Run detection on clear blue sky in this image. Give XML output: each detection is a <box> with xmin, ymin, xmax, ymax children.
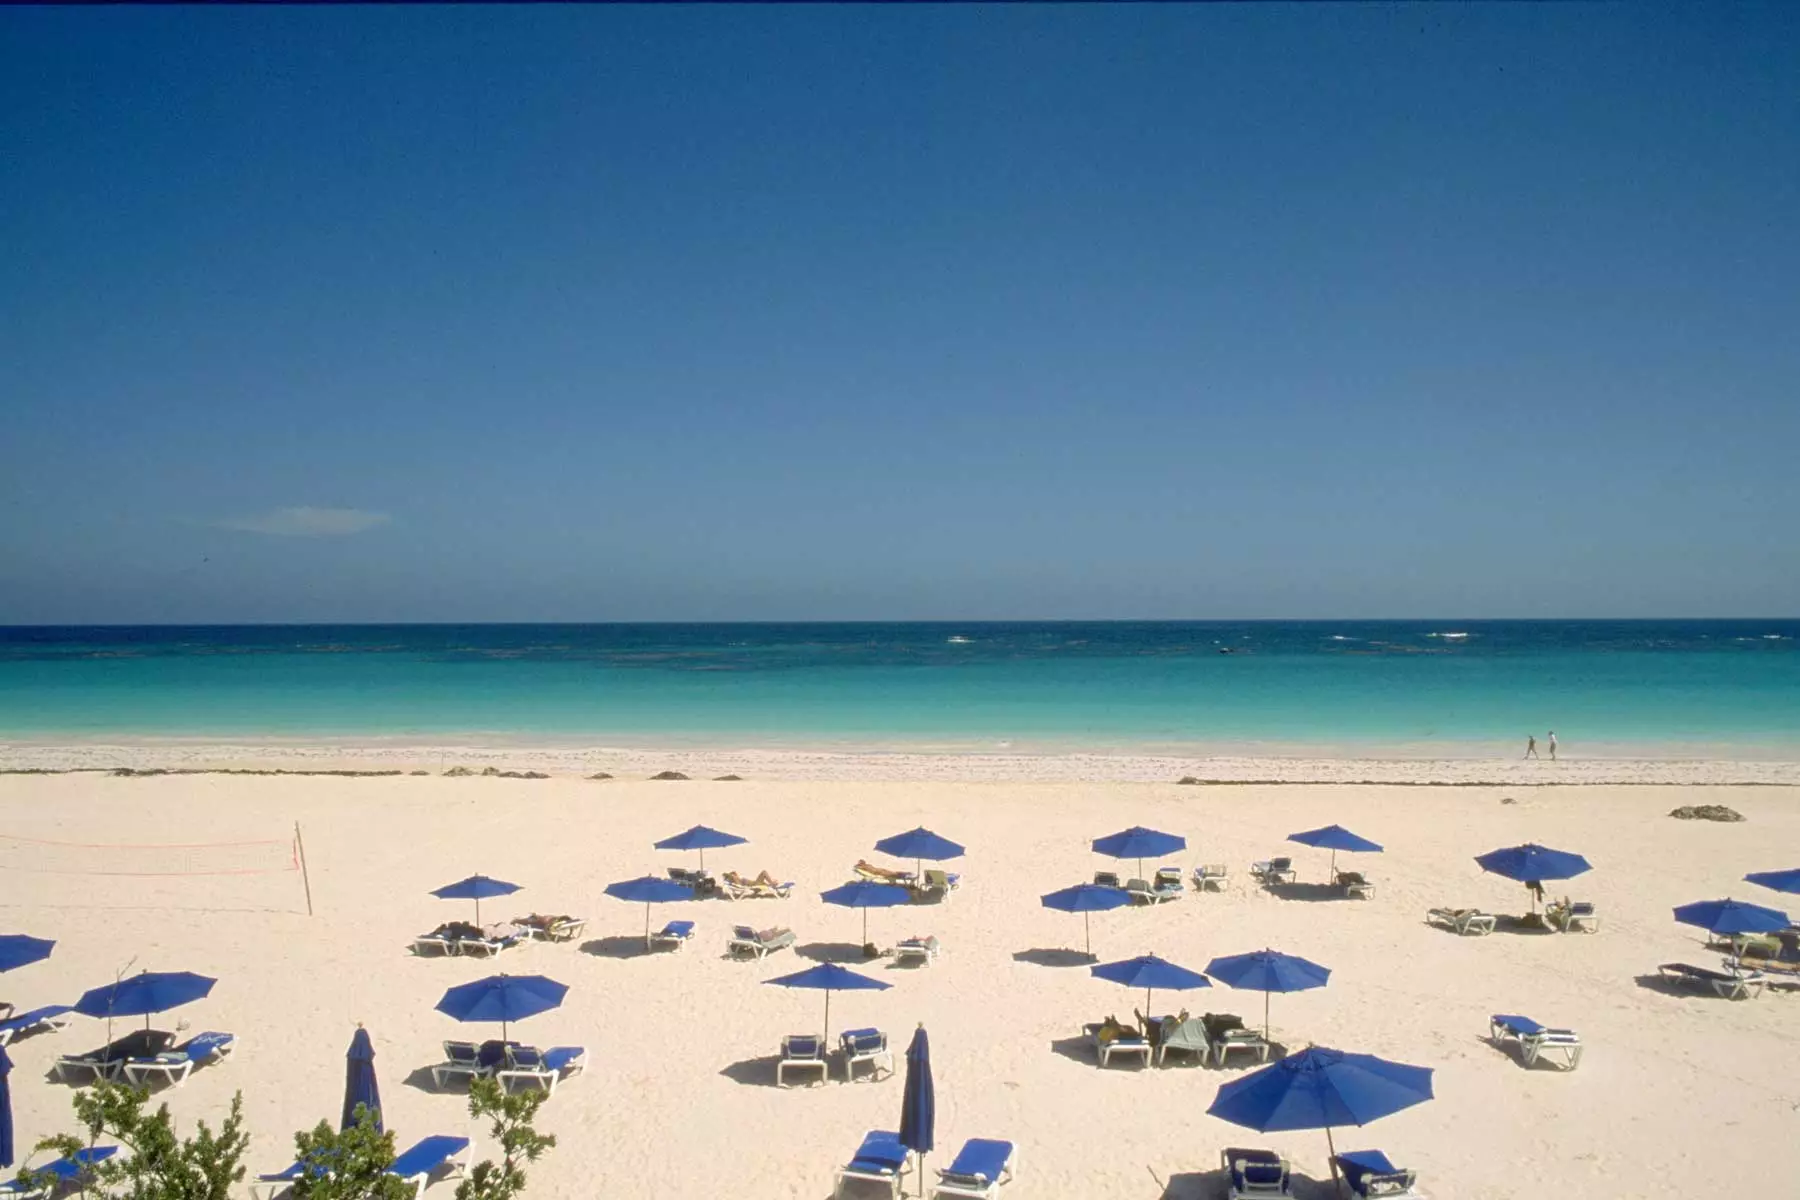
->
<box><xmin>3</xmin><ymin>4</ymin><xmax>1796</xmax><ymax>623</ymax></box>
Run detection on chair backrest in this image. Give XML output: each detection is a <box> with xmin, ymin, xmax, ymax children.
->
<box><xmin>507</xmin><ymin>1044</ymin><xmax>545</xmax><ymax>1069</ymax></box>
<box><xmin>842</xmin><ymin>1029</ymin><xmax>885</xmax><ymax>1053</ymax></box>
<box><xmin>444</xmin><ymin>1041</ymin><xmax>479</xmax><ymax>1065</ymax></box>
<box><xmin>923</xmin><ymin>869</ymin><xmax>948</xmax><ymax>888</ymax></box>
<box><xmin>1270</xmin><ymin>857</ymin><xmax>1291</xmax><ymax>870</ymax></box>
<box><xmin>1155</xmin><ymin>867</ymin><xmax>1181</xmax><ymax>884</ymax></box>
<box><xmin>1127</xmin><ymin>877</ymin><xmax>1151</xmax><ymax>892</ymax></box>
<box><xmin>1361</xmin><ymin>1169</ymin><xmax>1418</xmax><ymax>1197</ymax></box>
<box><xmin>733</xmin><ymin>925</ymin><xmax>758</xmax><ymax>941</ymax></box>
<box><xmin>782</xmin><ymin>1034</ymin><xmax>821</xmax><ymax>1058</ymax></box>
<box><xmin>1094</xmin><ymin>871</ymin><xmax>1121</xmax><ymax>888</ymax></box>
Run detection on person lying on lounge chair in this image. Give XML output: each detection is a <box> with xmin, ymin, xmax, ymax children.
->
<box><xmin>429</xmin><ymin>921</ymin><xmax>484</xmax><ymax>942</ymax></box>
<box><xmin>854</xmin><ymin>859</ymin><xmax>909</xmax><ymax>882</ymax></box>
<box><xmin>1093</xmin><ymin>1015</ymin><xmax>1135</xmax><ymax>1044</ymax></box>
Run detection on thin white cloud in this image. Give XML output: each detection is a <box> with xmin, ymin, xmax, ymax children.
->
<box><xmin>211</xmin><ymin>506</ymin><xmax>392</xmax><ymax>537</ymax></box>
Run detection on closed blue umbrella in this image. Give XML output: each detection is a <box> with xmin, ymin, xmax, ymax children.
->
<box><xmin>0</xmin><ymin>936</ymin><xmax>54</xmax><ymax>975</ymax></box>
<box><xmin>0</xmin><ymin>1043</ymin><xmax>13</xmax><ymax>1168</ymax></box>
<box><xmin>898</xmin><ymin>1025</ymin><xmax>934</xmax><ymax>1196</ymax></box>
<box><xmin>341</xmin><ymin>1027</ymin><xmax>381</xmax><ymax>1133</ymax></box>
<box><xmin>1744</xmin><ymin>869</ymin><xmax>1800</xmax><ymax>895</ymax></box>
<box><xmin>1673</xmin><ymin>898</ymin><xmax>1790</xmax><ymax>936</ymax></box>
<box><xmin>874</xmin><ymin>828</ymin><xmax>966</xmax><ymax>880</ymax></box>
<box><xmin>1204</xmin><ymin>949</ymin><xmax>1332</xmax><ymax>1040</ymax></box>
<box><xmin>1287</xmin><ymin>825</ymin><xmax>1383</xmax><ymax>876</ymax></box>
<box><xmin>1208</xmin><ymin>1046</ymin><xmax>1434</xmax><ymax>1183</ymax></box>
<box><xmin>604</xmin><ymin>875</ymin><xmax>695</xmax><ymax>942</ymax></box>
<box><xmin>436</xmin><ymin>974</ymin><xmax>566</xmax><ymax>1042</ymax></box>
<box><xmin>822</xmin><ymin>881</ymin><xmax>913</xmax><ymax>946</ymax></box>
<box><xmin>75</xmin><ymin>971</ymin><xmax>216</xmax><ymax>1036</ymax></box>
<box><xmin>1475</xmin><ymin>843</ymin><xmax>1591</xmax><ymax>913</ymax></box>
<box><xmin>764</xmin><ymin>962</ymin><xmax>891</xmax><ymax>1042</ymax></box>
<box><xmin>1092</xmin><ymin>826</ymin><xmax>1187</xmax><ymax>879</ymax></box>
<box><xmin>1041</xmin><ymin>884</ymin><xmax>1132</xmax><ymax>957</ymax></box>
<box><xmin>1090</xmin><ymin>953</ymin><xmax>1211</xmax><ymax>1014</ymax></box>
<box><xmin>430</xmin><ymin>875</ymin><xmax>521</xmax><ymax>925</ymax></box>
<box><xmin>653</xmin><ymin>825</ymin><xmax>748</xmax><ymax>872</ymax></box>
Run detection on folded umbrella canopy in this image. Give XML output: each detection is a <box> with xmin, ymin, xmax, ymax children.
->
<box><xmin>1287</xmin><ymin>825</ymin><xmax>1383</xmax><ymax>877</ymax></box>
<box><xmin>1092</xmin><ymin>826</ymin><xmax>1187</xmax><ymax>880</ymax></box>
<box><xmin>874</xmin><ymin>827</ymin><xmax>965</xmax><ymax>881</ymax></box>
<box><xmin>1041</xmin><ymin>883</ymin><xmax>1132</xmax><ymax>958</ymax></box>
<box><xmin>0</xmin><ymin>1042</ymin><xmax>13</xmax><ymax>1168</ymax></box>
<box><xmin>435</xmin><ymin>974</ymin><xmax>566</xmax><ymax>1043</ymax></box>
<box><xmin>342</xmin><ymin>1027</ymin><xmax>382</xmax><ymax>1133</ymax></box>
<box><xmin>0</xmin><ymin>936</ymin><xmax>54</xmax><ymax>975</ymax></box>
<box><xmin>898</xmin><ymin>1025</ymin><xmax>934</xmax><ymax>1195</ymax></box>
<box><xmin>1208</xmin><ymin>1046</ymin><xmax>1434</xmax><ymax>1186</ymax></box>
<box><xmin>764</xmin><ymin>961</ymin><xmax>891</xmax><ymax>1042</ymax></box>
<box><xmin>1744</xmin><ymin>869</ymin><xmax>1800</xmax><ymax>895</ymax></box>
<box><xmin>1474</xmin><ymin>843</ymin><xmax>1591</xmax><ymax>913</ymax></box>
<box><xmin>75</xmin><ymin>970</ymin><xmax>216</xmax><ymax>1035</ymax></box>
<box><xmin>1090</xmin><ymin>953</ymin><xmax>1210</xmax><ymax>1015</ymax></box>
<box><xmin>821</xmin><ymin>881</ymin><xmax>912</xmax><ymax>947</ymax></box>
<box><xmin>430</xmin><ymin>875</ymin><xmax>522</xmax><ymax>925</ymax></box>
<box><xmin>1204</xmin><ymin>949</ymin><xmax>1331</xmax><ymax>1040</ymax></box>
<box><xmin>1673</xmin><ymin>898</ymin><xmax>1791</xmax><ymax>936</ymax></box>
<box><xmin>604</xmin><ymin>875</ymin><xmax>695</xmax><ymax>944</ymax></box>
<box><xmin>653</xmin><ymin>825</ymin><xmax>747</xmax><ymax>872</ymax></box>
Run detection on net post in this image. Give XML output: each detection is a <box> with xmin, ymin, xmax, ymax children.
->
<box><xmin>294</xmin><ymin>821</ymin><xmax>315</xmax><ymax>917</ymax></box>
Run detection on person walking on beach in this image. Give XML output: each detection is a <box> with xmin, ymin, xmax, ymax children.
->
<box><xmin>1525</xmin><ymin>735</ymin><xmax>1538</xmax><ymax>759</ymax></box>
<box><xmin>1548</xmin><ymin>731</ymin><xmax>1557</xmax><ymax>761</ymax></box>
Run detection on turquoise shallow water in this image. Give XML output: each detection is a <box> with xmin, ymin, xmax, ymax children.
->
<box><xmin>1</xmin><ymin>622</ymin><xmax>1797</xmax><ymax>751</ymax></box>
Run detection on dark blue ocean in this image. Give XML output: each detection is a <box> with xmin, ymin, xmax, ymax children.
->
<box><xmin>1</xmin><ymin>621</ymin><xmax>1797</xmax><ymax>751</ymax></box>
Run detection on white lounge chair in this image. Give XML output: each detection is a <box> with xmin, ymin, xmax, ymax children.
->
<box><xmin>1222</xmin><ymin>1148</ymin><xmax>1291</xmax><ymax>1198</ymax></box>
<box><xmin>1084</xmin><ymin>1022</ymin><xmax>1150</xmax><ymax>1068</ymax></box>
<box><xmin>932</xmin><ymin>1138</ymin><xmax>1017</xmax><ymax>1199</ymax></box>
<box><xmin>2</xmin><ymin>1148</ymin><xmax>119</xmax><ymax>1200</ymax></box>
<box><xmin>1250</xmin><ymin>857</ymin><xmax>1296</xmax><ymax>886</ymax></box>
<box><xmin>840</xmin><ymin>1028</ymin><xmax>893</xmax><ymax>1082</ymax></box>
<box><xmin>1427</xmin><ymin>907</ymin><xmax>1496</xmax><ymax>936</ymax></box>
<box><xmin>1151</xmin><ymin>1015</ymin><xmax>1209</xmax><ymax>1067</ymax></box>
<box><xmin>1093</xmin><ymin>871</ymin><xmax>1123</xmax><ymax>889</ymax></box>
<box><xmin>429</xmin><ymin>1040</ymin><xmax>491</xmax><ymax>1089</ymax></box>
<box><xmin>121</xmin><ymin>1031</ymin><xmax>236</xmax><ymax>1088</ymax></box>
<box><xmin>834</xmin><ymin>1130</ymin><xmax>909</xmax><ymax>1200</ymax></box>
<box><xmin>412</xmin><ymin>932</ymin><xmax>459</xmax><ymax>957</ymax></box>
<box><xmin>456</xmin><ymin>924</ymin><xmax>523</xmax><ymax>957</ymax></box>
<box><xmin>1332</xmin><ymin>1149</ymin><xmax>1422</xmax><ymax>1198</ymax></box>
<box><xmin>895</xmin><ymin>935</ymin><xmax>940</xmax><ymax>966</ymax></box>
<box><xmin>727</xmin><ymin>925</ymin><xmax>795</xmax><ymax>959</ymax></box>
<box><xmin>0</xmin><ymin>1004</ymin><xmax>73</xmax><ymax>1046</ymax></box>
<box><xmin>495</xmin><ymin>1045</ymin><xmax>585</xmax><ymax>1093</ymax></box>
<box><xmin>1547</xmin><ymin>900</ymin><xmax>1600</xmax><ymax>933</ymax></box>
<box><xmin>649</xmin><ymin>919</ymin><xmax>695</xmax><ymax>951</ymax></box>
<box><xmin>1659</xmin><ymin>961</ymin><xmax>1765</xmax><ymax>1000</ymax></box>
<box><xmin>778</xmin><ymin>1034</ymin><xmax>829</xmax><ymax>1087</ymax></box>
<box><xmin>1335</xmin><ymin>870</ymin><xmax>1375</xmax><ymax>899</ymax></box>
<box><xmin>1124</xmin><ymin>878</ymin><xmax>1161</xmax><ymax>905</ymax></box>
<box><xmin>387</xmin><ymin>1135</ymin><xmax>471</xmax><ymax>1200</ymax></box>
<box><xmin>1206</xmin><ymin>1016</ymin><xmax>1272</xmax><ymax>1068</ymax></box>
<box><xmin>1490</xmin><ymin>1014</ymin><xmax>1581</xmax><ymax>1070</ymax></box>
<box><xmin>516</xmin><ymin>915</ymin><xmax>586</xmax><ymax>943</ymax></box>
<box><xmin>1191</xmin><ymin>864</ymin><xmax>1229</xmax><ymax>892</ymax></box>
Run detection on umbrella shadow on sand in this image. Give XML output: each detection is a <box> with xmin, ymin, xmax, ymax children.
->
<box><xmin>796</xmin><ymin>941</ymin><xmax>870</xmax><ymax>964</ymax></box>
<box><xmin>1012</xmin><ymin>948</ymin><xmax>1095</xmax><ymax>968</ymax></box>
<box><xmin>580</xmin><ymin>936</ymin><xmax>662</xmax><ymax>959</ymax></box>
<box><xmin>1159</xmin><ymin>1168</ymin><xmax>1337</xmax><ymax>1199</ymax></box>
<box><xmin>1263</xmin><ymin>882</ymin><xmax>1349</xmax><ymax>903</ymax></box>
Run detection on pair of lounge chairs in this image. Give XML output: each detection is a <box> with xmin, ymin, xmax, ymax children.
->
<box><xmin>778</xmin><ymin>1029</ymin><xmax>895</xmax><ymax>1086</ymax></box>
<box><xmin>727</xmin><ymin>925</ymin><xmax>795</xmax><ymax>959</ymax></box>
<box><xmin>1</xmin><ymin>1147</ymin><xmax>119</xmax><ymax>1200</ymax></box>
<box><xmin>1191</xmin><ymin>863</ymin><xmax>1229</xmax><ymax>891</ymax></box>
<box><xmin>430</xmin><ymin>1039</ymin><xmax>585</xmax><ymax>1092</ymax></box>
<box><xmin>721</xmin><ymin>871</ymin><xmax>795</xmax><ymax>900</ymax></box>
<box><xmin>253</xmin><ymin>1135</ymin><xmax>470</xmax><ymax>1200</ymax></box>
<box><xmin>1545</xmin><ymin>899</ymin><xmax>1600</xmax><ymax>933</ymax></box>
<box><xmin>413</xmin><ymin>922</ymin><xmax>523</xmax><ymax>957</ymax></box>
<box><xmin>1659</xmin><ymin>961</ymin><xmax>1766</xmax><ymax>1000</ymax></box>
<box><xmin>55</xmin><ymin>1029</ymin><xmax>235</xmax><ymax>1088</ymax></box>
<box><xmin>895</xmin><ymin>935</ymin><xmax>940</xmax><ymax>966</ymax></box>
<box><xmin>1140</xmin><ymin>1012</ymin><xmax>1267</xmax><ymax>1068</ymax></box>
<box><xmin>1334</xmin><ymin>870</ymin><xmax>1375</xmax><ymax>899</ymax></box>
<box><xmin>513</xmin><ymin>913</ymin><xmax>587</xmax><ymax>943</ymax></box>
<box><xmin>1126</xmin><ymin>869</ymin><xmax>1184</xmax><ymax>905</ymax></box>
<box><xmin>1490</xmin><ymin>1014</ymin><xmax>1582</xmax><ymax>1070</ymax></box>
<box><xmin>1426</xmin><ymin>907</ymin><xmax>1497</xmax><ymax>936</ymax></box>
<box><xmin>835</xmin><ymin>1131</ymin><xmax>1016</xmax><ymax>1200</ymax></box>
<box><xmin>0</xmin><ymin>1004</ymin><xmax>73</xmax><ymax>1046</ymax></box>
<box><xmin>1250</xmin><ymin>857</ymin><xmax>1297</xmax><ymax>886</ymax></box>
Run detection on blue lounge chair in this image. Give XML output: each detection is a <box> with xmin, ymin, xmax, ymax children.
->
<box><xmin>2</xmin><ymin>1147</ymin><xmax>119</xmax><ymax>1200</ymax></box>
<box><xmin>778</xmin><ymin>1033</ymin><xmax>828</xmax><ymax>1087</ymax></box>
<box><xmin>121</xmin><ymin>1030</ymin><xmax>237</xmax><ymax>1088</ymax></box>
<box><xmin>834</xmin><ymin>1130</ymin><xmax>909</xmax><ymax>1199</ymax></box>
<box><xmin>53</xmin><ymin>1028</ymin><xmax>173</xmax><ymax>1084</ymax></box>
<box><xmin>388</xmin><ymin>1135</ymin><xmax>471</xmax><ymax>1200</ymax></box>
<box><xmin>1221</xmin><ymin>1148</ymin><xmax>1290</xmax><ymax>1199</ymax></box>
<box><xmin>0</xmin><ymin>1004</ymin><xmax>73</xmax><ymax>1046</ymax></box>
<box><xmin>650</xmin><ymin>919</ymin><xmax>695</xmax><ymax>951</ymax></box>
<box><xmin>1331</xmin><ymin>1150</ymin><xmax>1420</xmax><ymax>1198</ymax></box>
<box><xmin>430</xmin><ymin>1039</ymin><xmax>490</xmax><ymax>1089</ymax></box>
<box><xmin>1489</xmin><ymin>1014</ymin><xmax>1583</xmax><ymax>1070</ymax></box>
<box><xmin>839</xmin><ymin>1027</ymin><xmax>893</xmax><ymax>1082</ymax></box>
<box><xmin>932</xmin><ymin>1138</ymin><xmax>1017</xmax><ymax>1199</ymax></box>
<box><xmin>496</xmin><ymin>1044</ymin><xmax>586</xmax><ymax>1093</ymax></box>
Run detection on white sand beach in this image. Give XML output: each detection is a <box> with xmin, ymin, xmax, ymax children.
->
<box><xmin>2</xmin><ymin>762</ymin><xmax>1796</xmax><ymax>1199</ymax></box>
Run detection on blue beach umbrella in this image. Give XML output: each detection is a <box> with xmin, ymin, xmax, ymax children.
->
<box><xmin>1041</xmin><ymin>883</ymin><xmax>1132</xmax><ymax>958</ymax></box>
<box><xmin>653</xmin><ymin>825</ymin><xmax>748</xmax><ymax>872</ymax></box>
<box><xmin>0</xmin><ymin>1042</ymin><xmax>13</xmax><ymax>1168</ymax></box>
<box><xmin>1673</xmin><ymin>898</ymin><xmax>1791</xmax><ymax>936</ymax></box>
<box><xmin>765</xmin><ymin>961</ymin><xmax>891</xmax><ymax>1041</ymax></box>
<box><xmin>874</xmin><ymin>828</ymin><xmax>966</xmax><ymax>880</ymax></box>
<box><xmin>1205</xmin><ymin>949</ymin><xmax>1332</xmax><ymax>1040</ymax></box>
<box><xmin>1092</xmin><ymin>826</ymin><xmax>1187</xmax><ymax>879</ymax></box>
<box><xmin>899</xmin><ymin>1025</ymin><xmax>934</xmax><ymax>1195</ymax></box>
<box><xmin>1475</xmin><ymin>843</ymin><xmax>1591</xmax><ymax>912</ymax></box>
<box><xmin>0</xmin><ymin>936</ymin><xmax>54</xmax><ymax>975</ymax></box>
<box><xmin>1091</xmin><ymin>953</ymin><xmax>1211</xmax><ymax>1014</ymax></box>
<box><xmin>1208</xmin><ymin>1046</ymin><xmax>1434</xmax><ymax>1180</ymax></box>
<box><xmin>604</xmin><ymin>875</ymin><xmax>695</xmax><ymax>942</ymax></box>
<box><xmin>1744</xmin><ymin>869</ymin><xmax>1800</xmax><ymax>895</ymax></box>
<box><xmin>436</xmin><ymin>974</ymin><xmax>566</xmax><ymax>1042</ymax></box>
<box><xmin>341</xmin><ymin>1027</ymin><xmax>381</xmax><ymax>1133</ymax></box>
<box><xmin>430</xmin><ymin>875</ymin><xmax>521</xmax><ymax>925</ymax></box>
<box><xmin>1287</xmin><ymin>826</ymin><xmax>1383</xmax><ymax>876</ymax></box>
<box><xmin>75</xmin><ymin>971</ymin><xmax>216</xmax><ymax>1035</ymax></box>
<box><xmin>822</xmin><ymin>881</ymin><xmax>913</xmax><ymax>946</ymax></box>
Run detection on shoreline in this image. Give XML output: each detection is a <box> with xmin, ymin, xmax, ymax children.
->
<box><xmin>5</xmin><ymin>736</ymin><xmax>1800</xmax><ymax>784</ymax></box>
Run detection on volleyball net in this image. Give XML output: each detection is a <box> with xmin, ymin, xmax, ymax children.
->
<box><xmin>0</xmin><ymin>830</ymin><xmax>301</xmax><ymax>878</ymax></box>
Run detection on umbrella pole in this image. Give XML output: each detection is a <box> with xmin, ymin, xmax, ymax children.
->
<box><xmin>1325</xmin><ymin>1125</ymin><xmax>1341</xmax><ymax>1192</ymax></box>
<box><xmin>1264</xmin><ymin>991</ymin><xmax>1271</xmax><ymax>1042</ymax></box>
<box><xmin>862</xmin><ymin>909</ymin><xmax>869</xmax><ymax>947</ymax></box>
<box><xmin>823</xmin><ymin>992</ymin><xmax>831</xmax><ymax>1044</ymax></box>
<box><xmin>645</xmin><ymin>903</ymin><xmax>652</xmax><ymax>946</ymax></box>
<box><xmin>1083</xmin><ymin>912</ymin><xmax>1091</xmax><ymax>958</ymax></box>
